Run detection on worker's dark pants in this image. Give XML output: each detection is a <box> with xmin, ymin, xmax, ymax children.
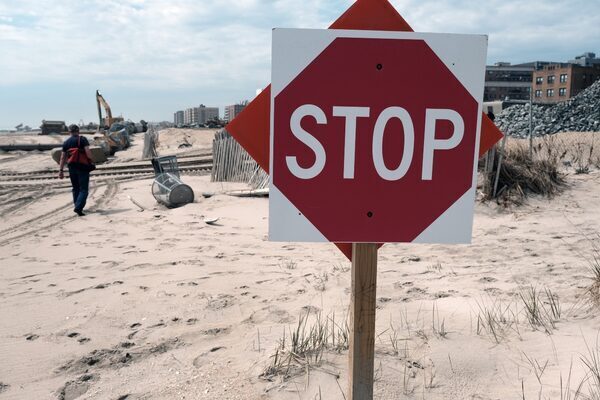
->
<box><xmin>68</xmin><ymin>165</ymin><xmax>90</xmax><ymax>212</ymax></box>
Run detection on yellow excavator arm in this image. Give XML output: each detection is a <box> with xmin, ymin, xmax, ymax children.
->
<box><xmin>96</xmin><ymin>90</ymin><xmax>114</xmax><ymax>129</ymax></box>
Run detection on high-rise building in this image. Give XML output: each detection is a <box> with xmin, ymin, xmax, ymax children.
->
<box><xmin>224</xmin><ymin>103</ymin><xmax>247</xmax><ymax>122</ymax></box>
<box><xmin>184</xmin><ymin>107</ymin><xmax>199</xmax><ymax>125</ymax></box>
<box><xmin>198</xmin><ymin>104</ymin><xmax>219</xmax><ymax>124</ymax></box>
<box><xmin>174</xmin><ymin>110</ymin><xmax>184</xmax><ymax>126</ymax></box>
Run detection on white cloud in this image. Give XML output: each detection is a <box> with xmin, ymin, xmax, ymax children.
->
<box><xmin>3</xmin><ymin>0</ymin><xmax>596</xmax><ymax>88</ymax></box>
<box><xmin>391</xmin><ymin>0</ymin><xmax>599</xmax><ymax>63</ymax></box>
<box><xmin>0</xmin><ymin>0</ymin><xmax>273</xmax><ymax>89</ymax></box>
<box><xmin>0</xmin><ymin>0</ymin><xmax>598</xmax><ymax>127</ymax></box>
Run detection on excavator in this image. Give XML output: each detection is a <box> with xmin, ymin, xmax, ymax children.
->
<box><xmin>96</xmin><ymin>90</ymin><xmax>124</xmax><ymax>129</ymax></box>
<box><xmin>95</xmin><ymin>90</ymin><xmax>129</xmax><ymax>155</ymax></box>
<box><xmin>94</xmin><ymin>90</ymin><xmax>147</xmax><ymax>155</ymax></box>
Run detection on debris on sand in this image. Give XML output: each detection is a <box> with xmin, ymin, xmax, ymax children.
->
<box><xmin>496</xmin><ymin>80</ymin><xmax>600</xmax><ymax>137</ymax></box>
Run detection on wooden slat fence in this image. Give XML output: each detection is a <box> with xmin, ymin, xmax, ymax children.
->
<box><xmin>211</xmin><ymin>130</ymin><xmax>269</xmax><ymax>189</ymax></box>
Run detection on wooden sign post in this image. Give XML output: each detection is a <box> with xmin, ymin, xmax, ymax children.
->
<box><xmin>349</xmin><ymin>243</ymin><xmax>378</xmax><ymax>399</ymax></box>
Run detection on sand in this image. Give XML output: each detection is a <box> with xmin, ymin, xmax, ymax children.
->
<box><xmin>1</xmin><ymin>130</ymin><xmax>600</xmax><ymax>399</ymax></box>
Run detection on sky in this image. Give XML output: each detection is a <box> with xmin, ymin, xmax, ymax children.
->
<box><xmin>0</xmin><ymin>0</ymin><xmax>598</xmax><ymax>130</ymax></box>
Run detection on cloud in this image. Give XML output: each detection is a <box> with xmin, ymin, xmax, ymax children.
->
<box><xmin>3</xmin><ymin>0</ymin><xmax>597</xmax><ymax>88</ymax></box>
<box><xmin>0</xmin><ymin>0</ymin><xmax>598</xmax><ymax>127</ymax></box>
<box><xmin>0</xmin><ymin>0</ymin><xmax>348</xmax><ymax>90</ymax></box>
<box><xmin>391</xmin><ymin>0</ymin><xmax>600</xmax><ymax>63</ymax></box>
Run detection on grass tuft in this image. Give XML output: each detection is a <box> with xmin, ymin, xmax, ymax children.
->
<box><xmin>483</xmin><ymin>144</ymin><xmax>565</xmax><ymax>205</ymax></box>
<box><xmin>587</xmin><ymin>243</ymin><xmax>600</xmax><ymax>307</ymax></box>
<box><xmin>518</xmin><ymin>285</ymin><xmax>561</xmax><ymax>333</ymax></box>
<box><xmin>260</xmin><ymin>310</ymin><xmax>349</xmax><ymax>381</ymax></box>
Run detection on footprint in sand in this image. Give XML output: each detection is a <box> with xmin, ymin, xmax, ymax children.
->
<box><xmin>57</xmin><ymin>374</ymin><xmax>97</xmax><ymax>400</ymax></box>
<box><xmin>393</xmin><ymin>281</ymin><xmax>414</xmax><ymax>289</ymax></box>
<box><xmin>116</xmin><ymin>394</ymin><xmax>144</xmax><ymax>400</ymax></box>
<box><xmin>206</xmin><ymin>294</ymin><xmax>235</xmax><ymax>310</ymax></box>
<box><xmin>202</xmin><ymin>327</ymin><xmax>229</xmax><ymax>336</ymax></box>
<box><xmin>192</xmin><ymin>346</ymin><xmax>226</xmax><ymax>367</ymax></box>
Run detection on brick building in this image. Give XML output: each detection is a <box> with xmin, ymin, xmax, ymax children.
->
<box><xmin>532</xmin><ymin>63</ymin><xmax>600</xmax><ymax>104</ymax></box>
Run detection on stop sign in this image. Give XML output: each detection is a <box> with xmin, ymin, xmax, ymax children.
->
<box><xmin>270</xmin><ymin>29</ymin><xmax>487</xmax><ymax>243</ymax></box>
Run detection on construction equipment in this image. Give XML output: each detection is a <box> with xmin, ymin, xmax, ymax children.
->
<box><xmin>96</xmin><ymin>90</ymin><xmax>124</xmax><ymax>129</ymax></box>
<box><xmin>39</xmin><ymin>120</ymin><xmax>67</xmax><ymax>135</ymax></box>
<box><xmin>95</xmin><ymin>90</ymin><xmax>127</xmax><ymax>155</ymax></box>
<box><xmin>94</xmin><ymin>90</ymin><xmax>147</xmax><ymax>155</ymax></box>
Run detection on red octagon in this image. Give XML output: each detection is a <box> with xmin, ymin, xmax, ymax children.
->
<box><xmin>273</xmin><ymin>38</ymin><xmax>479</xmax><ymax>242</ymax></box>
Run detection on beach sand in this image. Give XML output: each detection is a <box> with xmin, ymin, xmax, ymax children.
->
<box><xmin>1</xmin><ymin>129</ymin><xmax>600</xmax><ymax>399</ymax></box>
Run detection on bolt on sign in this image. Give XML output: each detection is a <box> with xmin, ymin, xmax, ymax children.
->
<box><xmin>270</xmin><ymin>28</ymin><xmax>488</xmax><ymax>244</ymax></box>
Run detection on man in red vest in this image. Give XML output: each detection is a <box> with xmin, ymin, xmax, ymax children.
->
<box><xmin>58</xmin><ymin>124</ymin><xmax>95</xmax><ymax>216</ymax></box>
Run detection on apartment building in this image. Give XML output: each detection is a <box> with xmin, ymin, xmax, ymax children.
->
<box><xmin>224</xmin><ymin>103</ymin><xmax>246</xmax><ymax>122</ymax></box>
<box><xmin>532</xmin><ymin>63</ymin><xmax>600</xmax><ymax>104</ymax></box>
<box><xmin>184</xmin><ymin>107</ymin><xmax>199</xmax><ymax>125</ymax></box>
<box><xmin>173</xmin><ymin>110</ymin><xmax>184</xmax><ymax>126</ymax></box>
<box><xmin>198</xmin><ymin>104</ymin><xmax>219</xmax><ymax>124</ymax></box>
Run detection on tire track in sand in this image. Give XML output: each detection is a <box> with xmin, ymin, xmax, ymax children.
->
<box><xmin>0</xmin><ymin>181</ymin><xmax>117</xmax><ymax>246</ymax></box>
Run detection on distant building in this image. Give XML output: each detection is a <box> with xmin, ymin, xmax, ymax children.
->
<box><xmin>532</xmin><ymin>63</ymin><xmax>600</xmax><ymax>104</ymax></box>
<box><xmin>184</xmin><ymin>107</ymin><xmax>199</xmax><ymax>125</ymax></box>
<box><xmin>174</xmin><ymin>110</ymin><xmax>184</xmax><ymax>126</ymax></box>
<box><xmin>568</xmin><ymin>52</ymin><xmax>600</xmax><ymax>67</ymax></box>
<box><xmin>224</xmin><ymin>103</ymin><xmax>247</xmax><ymax>122</ymax></box>
<box><xmin>484</xmin><ymin>62</ymin><xmax>538</xmax><ymax>102</ymax></box>
<box><xmin>198</xmin><ymin>104</ymin><xmax>219</xmax><ymax>124</ymax></box>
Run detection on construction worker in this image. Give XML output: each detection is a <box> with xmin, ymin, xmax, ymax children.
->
<box><xmin>58</xmin><ymin>125</ymin><xmax>95</xmax><ymax>216</ymax></box>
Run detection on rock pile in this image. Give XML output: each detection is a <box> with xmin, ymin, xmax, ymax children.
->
<box><xmin>495</xmin><ymin>79</ymin><xmax>600</xmax><ymax>137</ymax></box>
